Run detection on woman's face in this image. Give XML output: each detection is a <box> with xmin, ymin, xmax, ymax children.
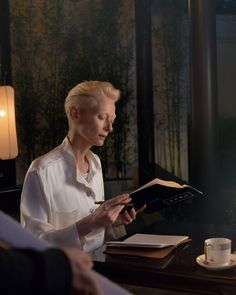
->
<box><xmin>75</xmin><ymin>95</ymin><xmax>116</xmax><ymax>147</ymax></box>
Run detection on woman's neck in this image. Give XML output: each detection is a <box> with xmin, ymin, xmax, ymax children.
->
<box><xmin>67</xmin><ymin>134</ymin><xmax>90</xmax><ymax>173</ymax></box>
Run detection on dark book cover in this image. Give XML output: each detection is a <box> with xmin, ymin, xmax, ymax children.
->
<box><xmin>129</xmin><ymin>178</ymin><xmax>203</xmax><ymax>213</ymax></box>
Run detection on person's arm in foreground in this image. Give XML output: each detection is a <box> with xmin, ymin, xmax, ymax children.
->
<box><xmin>0</xmin><ymin>246</ymin><xmax>102</xmax><ymax>295</ymax></box>
<box><xmin>62</xmin><ymin>247</ymin><xmax>102</xmax><ymax>295</ymax></box>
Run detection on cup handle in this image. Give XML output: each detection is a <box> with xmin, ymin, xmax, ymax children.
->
<box><xmin>204</xmin><ymin>243</ymin><xmax>212</xmax><ymax>262</ymax></box>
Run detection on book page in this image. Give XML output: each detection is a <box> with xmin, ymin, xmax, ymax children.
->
<box><xmin>132</xmin><ymin>178</ymin><xmax>184</xmax><ymax>193</ymax></box>
<box><xmin>106</xmin><ymin>234</ymin><xmax>189</xmax><ymax>248</ymax></box>
<box><xmin>182</xmin><ymin>184</ymin><xmax>203</xmax><ymax>194</ymax></box>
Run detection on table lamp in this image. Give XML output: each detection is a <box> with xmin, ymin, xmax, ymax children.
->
<box><xmin>0</xmin><ymin>85</ymin><xmax>18</xmax><ymax>160</ymax></box>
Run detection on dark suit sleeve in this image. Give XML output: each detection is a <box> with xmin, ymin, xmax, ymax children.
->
<box><xmin>0</xmin><ymin>248</ymin><xmax>72</xmax><ymax>295</ymax></box>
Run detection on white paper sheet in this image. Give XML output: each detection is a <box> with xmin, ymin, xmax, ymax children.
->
<box><xmin>0</xmin><ymin>210</ymin><xmax>51</xmax><ymax>250</ymax></box>
<box><xmin>92</xmin><ymin>271</ymin><xmax>133</xmax><ymax>295</ymax></box>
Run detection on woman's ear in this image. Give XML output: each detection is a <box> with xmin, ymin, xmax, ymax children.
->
<box><xmin>70</xmin><ymin>106</ymin><xmax>79</xmax><ymax>121</ymax></box>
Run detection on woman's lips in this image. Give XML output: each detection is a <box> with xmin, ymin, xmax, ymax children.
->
<box><xmin>99</xmin><ymin>134</ymin><xmax>106</xmax><ymax>139</ymax></box>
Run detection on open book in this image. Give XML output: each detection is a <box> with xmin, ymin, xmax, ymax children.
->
<box><xmin>106</xmin><ymin>233</ymin><xmax>189</xmax><ymax>248</ymax></box>
<box><xmin>129</xmin><ymin>178</ymin><xmax>203</xmax><ymax>213</ymax></box>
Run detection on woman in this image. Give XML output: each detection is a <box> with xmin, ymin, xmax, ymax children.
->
<box><xmin>21</xmin><ymin>81</ymin><xmax>144</xmax><ymax>252</ymax></box>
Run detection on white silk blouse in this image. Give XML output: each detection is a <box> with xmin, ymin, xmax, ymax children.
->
<box><xmin>20</xmin><ymin>137</ymin><xmax>125</xmax><ymax>252</ymax></box>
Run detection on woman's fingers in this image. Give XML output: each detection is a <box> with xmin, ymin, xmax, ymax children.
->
<box><xmin>122</xmin><ymin>210</ymin><xmax>133</xmax><ymax>223</ymax></box>
<box><xmin>108</xmin><ymin>193</ymin><xmax>131</xmax><ymax>207</ymax></box>
<box><xmin>136</xmin><ymin>204</ymin><xmax>147</xmax><ymax>213</ymax></box>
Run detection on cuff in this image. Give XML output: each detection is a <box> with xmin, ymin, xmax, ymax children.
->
<box><xmin>105</xmin><ymin>224</ymin><xmax>126</xmax><ymax>241</ymax></box>
<box><xmin>41</xmin><ymin>224</ymin><xmax>82</xmax><ymax>248</ymax></box>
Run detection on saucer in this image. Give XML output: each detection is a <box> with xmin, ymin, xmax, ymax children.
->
<box><xmin>196</xmin><ymin>254</ymin><xmax>236</xmax><ymax>270</ymax></box>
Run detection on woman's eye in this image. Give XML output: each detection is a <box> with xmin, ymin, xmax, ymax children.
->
<box><xmin>98</xmin><ymin>115</ymin><xmax>105</xmax><ymax>120</ymax></box>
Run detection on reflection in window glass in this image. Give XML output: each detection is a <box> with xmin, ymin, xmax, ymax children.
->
<box><xmin>151</xmin><ymin>0</ymin><xmax>189</xmax><ymax>181</ymax></box>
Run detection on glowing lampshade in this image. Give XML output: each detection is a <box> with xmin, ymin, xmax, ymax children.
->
<box><xmin>0</xmin><ymin>86</ymin><xmax>18</xmax><ymax>160</ymax></box>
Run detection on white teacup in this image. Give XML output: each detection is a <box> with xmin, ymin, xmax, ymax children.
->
<box><xmin>204</xmin><ymin>238</ymin><xmax>231</xmax><ymax>265</ymax></box>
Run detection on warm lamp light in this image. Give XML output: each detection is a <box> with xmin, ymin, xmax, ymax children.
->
<box><xmin>0</xmin><ymin>86</ymin><xmax>18</xmax><ymax>160</ymax></box>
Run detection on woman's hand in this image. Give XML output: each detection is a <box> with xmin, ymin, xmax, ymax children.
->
<box><xmin>91</xmin><ymin>194</ymin><xmax>132</xmax><ymax>227</ymax></box>
<box><xmin>113</xmin><ymin>204</ymin><xmax>146</xmax><ymax>227</ymax></box>
<box><xmin>76</xmin><ymin>194</ymin><xmax>131</xmax><ymax>237</ymax></box>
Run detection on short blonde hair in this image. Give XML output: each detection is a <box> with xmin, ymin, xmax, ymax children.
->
<box><xmin>64</xmin><ymin>81</ymin><xmax>120</xmax><ymax>118</ymax></box>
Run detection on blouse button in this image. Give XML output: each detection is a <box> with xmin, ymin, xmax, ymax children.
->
<box><xmin>90</xmin><ymin>208</ymin><xmax>94</xmax><ymax>213</ymax></box>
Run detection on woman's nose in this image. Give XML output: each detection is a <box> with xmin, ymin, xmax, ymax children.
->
<box><xmin>104</xmin><ymin>119</ymin><xmax>113</xmax><ymax>132</ymax></box>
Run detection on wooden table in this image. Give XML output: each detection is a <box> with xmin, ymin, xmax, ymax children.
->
<box><xmin>92</xmin><ymin>221</ymin><xmax>236</xmax><ymax>295</ymax></box>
